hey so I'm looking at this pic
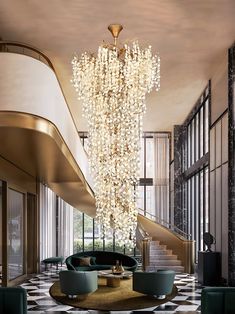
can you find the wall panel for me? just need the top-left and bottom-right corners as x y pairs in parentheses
(209, 111), (228, 280)
(222, 114), (228, 163)
(215, 121), (222, 168)
(209, 170), (216, 239)
(221, 163), (228, 279)
(210, 127), (216, 171)
(215, 167), (222, 252)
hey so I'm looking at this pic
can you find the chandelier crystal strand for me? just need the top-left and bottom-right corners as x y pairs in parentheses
(71, 27), (160, 248)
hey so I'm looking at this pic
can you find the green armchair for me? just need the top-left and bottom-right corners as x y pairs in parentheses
(133, 270), (175, 299)
(0, 287), (27, 314)
(59, 270), (98, 298)
(201, 287), (235, 314)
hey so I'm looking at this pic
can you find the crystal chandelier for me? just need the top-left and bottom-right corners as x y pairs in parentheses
(71, 24), (160, 247)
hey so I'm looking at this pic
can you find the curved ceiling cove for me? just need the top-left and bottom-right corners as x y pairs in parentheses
(0, 53), (95, 216)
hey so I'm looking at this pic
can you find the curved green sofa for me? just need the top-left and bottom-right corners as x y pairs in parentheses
(65, 251), (138, 272)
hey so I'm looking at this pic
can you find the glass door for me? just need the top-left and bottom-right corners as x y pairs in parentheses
(7, 188), (25, 281)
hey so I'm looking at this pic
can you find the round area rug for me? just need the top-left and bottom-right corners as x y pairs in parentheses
(49, 277), (178, 311)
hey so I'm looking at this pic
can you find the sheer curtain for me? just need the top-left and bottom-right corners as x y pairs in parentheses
(153, 134), (169, 223)
(40, 184), (74, 260)
(57, 197), (73, 258)
(39, 183), (56, 260)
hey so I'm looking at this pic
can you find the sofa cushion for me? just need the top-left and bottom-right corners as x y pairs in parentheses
(79, 257), (91, 266)
(72, 256), (96, 267)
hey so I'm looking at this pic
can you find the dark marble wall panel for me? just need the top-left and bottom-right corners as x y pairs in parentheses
(228, 45), (235, 286)
(222, 163), (229, 279)
(173, 125), (187, 232)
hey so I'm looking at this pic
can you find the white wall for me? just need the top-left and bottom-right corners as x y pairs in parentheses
(211, 55), (228, 124)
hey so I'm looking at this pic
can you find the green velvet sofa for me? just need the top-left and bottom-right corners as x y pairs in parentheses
(0, 287), (27, 314)
(201, 287), (235, 314)
(65, 250), (138, 272)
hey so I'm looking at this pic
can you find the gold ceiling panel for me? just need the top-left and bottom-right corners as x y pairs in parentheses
(0, 111), (95, 216)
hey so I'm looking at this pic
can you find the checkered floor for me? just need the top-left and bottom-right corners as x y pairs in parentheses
(21, 266), (203, 314)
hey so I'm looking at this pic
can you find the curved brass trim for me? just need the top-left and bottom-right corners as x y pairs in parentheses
(0, 111), (94, 198)
(0, 40), (54, 70)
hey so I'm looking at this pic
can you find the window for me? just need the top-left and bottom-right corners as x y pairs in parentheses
(182, 83), (210, 255)
(73, 210), (83, 252)
(137, 133), (170, 224)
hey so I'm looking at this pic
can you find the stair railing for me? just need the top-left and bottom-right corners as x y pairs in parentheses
(138, 208), (192, 240)
(136, 222), (152, 271)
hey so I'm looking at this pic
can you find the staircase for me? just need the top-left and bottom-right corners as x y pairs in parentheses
(146, 240), (184, 273)
(136, 214), (194, 273)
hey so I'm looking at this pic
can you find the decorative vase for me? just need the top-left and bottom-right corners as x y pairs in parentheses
(112, 260), (124, 274)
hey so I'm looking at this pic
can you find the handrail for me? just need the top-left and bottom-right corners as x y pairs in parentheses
(0, 41), (54, 70)
(137, 221), (151, 240)
(138, 208), (192, 240)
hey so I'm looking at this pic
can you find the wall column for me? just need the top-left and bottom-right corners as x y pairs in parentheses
(228, 44), (235, 286)
(174, 125), (187, 232)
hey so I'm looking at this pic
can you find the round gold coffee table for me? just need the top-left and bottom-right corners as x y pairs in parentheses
(98, 270), (132, 288)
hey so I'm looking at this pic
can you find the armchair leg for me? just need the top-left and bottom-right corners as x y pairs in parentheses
(68, 295), (77, 299)
(154, 295), (166, 299)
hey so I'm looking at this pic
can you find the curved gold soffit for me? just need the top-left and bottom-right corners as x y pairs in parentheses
(0, 111), (95, 216)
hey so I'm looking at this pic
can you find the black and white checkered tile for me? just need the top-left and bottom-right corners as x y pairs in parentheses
(21, 266), (202, 314)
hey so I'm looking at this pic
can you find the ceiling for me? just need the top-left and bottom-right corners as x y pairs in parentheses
(0, 0), (235, 131)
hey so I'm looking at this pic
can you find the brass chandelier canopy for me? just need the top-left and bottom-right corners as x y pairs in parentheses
(108, 24), (123, 45)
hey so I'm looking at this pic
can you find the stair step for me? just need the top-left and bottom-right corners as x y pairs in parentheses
(150, 244), (167, 250)
(146, 265), (184, 272)
(149, 249), (173, 255)
(150, 254), (178, 260)
(149, 259), (182, 266)
(150, 240), (160, 245)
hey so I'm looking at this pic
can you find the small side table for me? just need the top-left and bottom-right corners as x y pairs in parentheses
(98, 270), (132, 288)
